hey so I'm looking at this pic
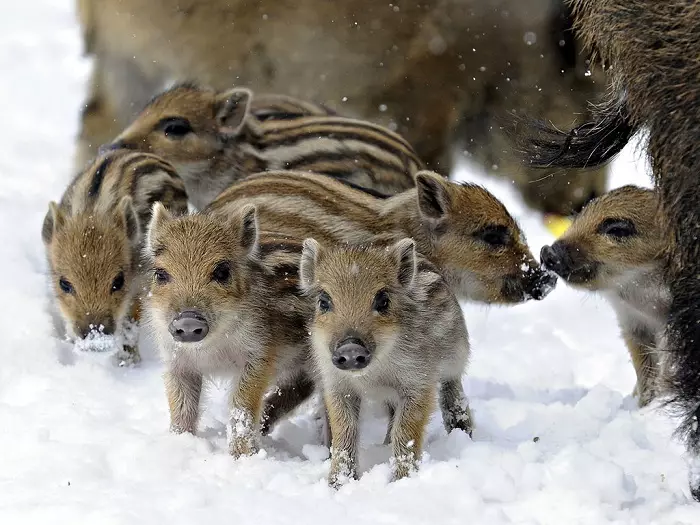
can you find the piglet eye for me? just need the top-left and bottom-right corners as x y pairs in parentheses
(475, 225), (510, 248)
(59, 277), (73, 294)
(372, 289), (390, 314)
(318, 291), (333, 314)
(111, 271), (125, 293)
(158, 117), (193, 138)
(597, 218), (637, 239)
(154, 268), (170, 285)
(212, 261), (231, 284)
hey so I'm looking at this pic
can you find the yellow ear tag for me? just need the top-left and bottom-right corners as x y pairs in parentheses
(544, 215), (573, 237)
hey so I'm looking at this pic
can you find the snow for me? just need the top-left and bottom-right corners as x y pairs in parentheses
(1, 1), (699, 523)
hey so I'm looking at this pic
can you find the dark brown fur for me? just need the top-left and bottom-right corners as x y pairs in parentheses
(215, 170), (557, 436)
(75, 0), (608, 215)
(519, 0), (700, 499)
(208, 170), (557, 306)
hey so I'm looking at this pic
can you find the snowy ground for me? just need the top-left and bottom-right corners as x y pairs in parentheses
(2, 2), (700, 524)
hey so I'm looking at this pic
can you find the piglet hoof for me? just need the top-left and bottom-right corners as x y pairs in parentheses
(328, 469), (354, 490)
(390, 453), (418, 482)
(169, 423), (193, 435)
(444, 408), (474, 438)
(227, 409), (259, 458)
(390, 463), (417, 483)
(328, 452), (356, 489)
(453, 420), (474, 439)
(228, 439), (259, 459)
(114, 345), (141, 367)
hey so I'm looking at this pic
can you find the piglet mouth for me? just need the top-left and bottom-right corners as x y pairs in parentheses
(70, 322), (136, 354)
(501, 268), (557, 303)
(526, 267), (558, 300)
(72, 330), (120, 353)
(560, 264), (599, 286)
(540, 244), (598, 286)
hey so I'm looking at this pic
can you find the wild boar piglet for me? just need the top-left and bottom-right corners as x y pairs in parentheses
(540, 186), (669, 407)
(300, 238), (472, 487)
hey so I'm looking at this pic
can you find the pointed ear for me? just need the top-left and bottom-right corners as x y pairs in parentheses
(41, 201), (64, 245)
(215, 87), (252, 135)
(146, 201), (172, 256)
(392, 238), (417, 288)
(300, 238), (320, 291)
(234, 204), (259, 257)
(415, 171), (451, 221)
(117, 196), (140, 245)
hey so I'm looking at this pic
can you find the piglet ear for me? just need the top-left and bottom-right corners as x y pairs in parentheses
(42, 201), (65, 245)
(145, 201), (172, 257)
(215, 87), (252, 136)
(392, 238), (417, 289)
(117, 196), (141, 246)
(300, 238), (321, 291)
(415, 170), (451, 222)
(234, 204), (259, 257)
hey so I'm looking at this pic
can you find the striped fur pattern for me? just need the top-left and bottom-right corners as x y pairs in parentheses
(143, 203), (313, 457)
(219, 169), (557, 437)
(109, 84), (424, 209)
(208, 169), (557, 306)
(300, 239), (472, 487)
(75, 0), (610, 217)
(41, 149), (188, 361)
(249, 92), (336, 121)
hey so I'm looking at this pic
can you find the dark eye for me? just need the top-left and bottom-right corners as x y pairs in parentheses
(597, 218), (637, 239)
(318, 291), (333, 314)
(111, 271), (125, 293)
(154, 268), (170, 285)
(158, 117), (193, 138)
(212, 261), (231, 284)
(59, 277), (73, 294)
(475, 225), (510, 248)
(372, 289), (390, 314)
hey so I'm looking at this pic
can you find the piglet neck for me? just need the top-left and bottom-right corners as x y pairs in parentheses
(381, 190), (437, 259)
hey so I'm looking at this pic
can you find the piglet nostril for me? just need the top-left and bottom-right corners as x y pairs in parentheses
(540, 245), (558, 269)
(332, 341), (371, 371)
(540, 244), (570, 278)
(169, 310), (209, 343)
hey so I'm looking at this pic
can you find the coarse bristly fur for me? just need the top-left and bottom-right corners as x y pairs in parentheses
(209, 169), (558, 306)
(517, 0), (700, 499)
(299, 238), (471, 487)
(76, 0), (609, 216)
(540, 186), (670, 407)
(250, 169), (557, 439)
(105, 83), (423, 209)
(42, 149), (188, 365)
(142, 203), (312, 457)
